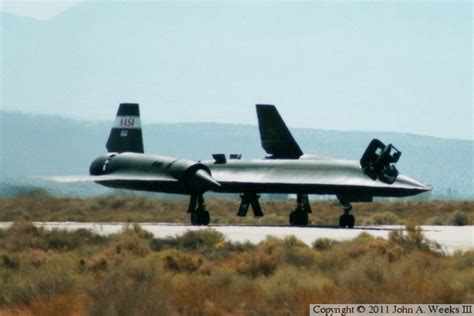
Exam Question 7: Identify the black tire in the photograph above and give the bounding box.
[347,214,355,228]
[297,211,308,226]
[191,212,199,225]
[339,214,347,228]
[289,211,296,225]
[201,211,210,225]
[290,210,308,226]
[304,213,309,226]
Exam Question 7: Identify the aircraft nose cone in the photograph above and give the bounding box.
[397,175,432,193]
[194,169,221,191]
[420,183,433,192]
[412,180,432,192]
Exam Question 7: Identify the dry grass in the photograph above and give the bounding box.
[0,222,472,315]
[0,193,473,225]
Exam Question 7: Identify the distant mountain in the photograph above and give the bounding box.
[1,111,472,199]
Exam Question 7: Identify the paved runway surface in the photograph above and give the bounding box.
[0,223,472,254]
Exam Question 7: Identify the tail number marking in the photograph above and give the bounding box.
[120,117,135,127]
[113,116,141,129]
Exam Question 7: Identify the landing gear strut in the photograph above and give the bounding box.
[338,202,355,229]
[289,194,311,226]
[237,193,264,217]
[188,194,210,226]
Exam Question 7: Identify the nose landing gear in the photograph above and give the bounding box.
[339,203,355,228]
[289,194,311,226]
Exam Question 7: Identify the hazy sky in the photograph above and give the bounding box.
[1,1,472,140]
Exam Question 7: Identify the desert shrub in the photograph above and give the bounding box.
[0,222,43,251]
[175,229,226,252]
[162,250,202,273]
[110,236,149,257]
[338,255,388,290]
[124,223,154,239]
[0,222,108,253]
[109,197,128,210]
[152,230,252,255]
[426,216,446,225]
[91,197,109,211]
[283,246,315,268]
[107,225,153,258]
[222,240,256,252]
[203,267,267,313]
[281,235,307,248]
[389,225,441,253]
[312,249,346,274]
[362,211,400,225]
[0,256,77,305]
[229,236,313,277]
[1,253,20,270]
[0,208,31,221]
[258,236,287,257]
[447,211,469,226]
[0,217,473,312]
[234,236,313,274]
[234,251,278,278]
[89,257,109,273]
[262,267,336,314]
[169,273,228,315]
[87,257,175,316]
[133,197,152,210]
[450,250,474,270]
[18,250,49,269]
[354,232,374,241]
[149,236,178,251]
[379,252,467,303]
[361,237,404,262]
[312,238,339,251]
[278,236,316,268]
[311,234,400,274]
[206,267,241,288]
[44,228,107,251]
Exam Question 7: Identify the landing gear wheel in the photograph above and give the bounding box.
[339,214,355,228]
[201,210,210,225]
[339,214,347,228]
[289,211,295,225]
[347,214,355,228]
[191,212,200,225]
[190,210,210,226]
[289,208,308,226]
[297,211,308,226]
[188,194,211,226]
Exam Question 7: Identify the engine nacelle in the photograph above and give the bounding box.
[89,154,117,175]
[89,154,220,193]
[183,163,219,193]
[155,159,219,193]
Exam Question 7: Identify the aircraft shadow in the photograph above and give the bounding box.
[207,224,400,231]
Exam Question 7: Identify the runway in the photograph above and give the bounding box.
[0,222,472,254]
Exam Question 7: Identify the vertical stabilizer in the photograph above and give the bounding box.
[256,104,303,159]
[106,103,144,153]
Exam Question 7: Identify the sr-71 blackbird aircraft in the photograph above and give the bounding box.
[50,103,431,227]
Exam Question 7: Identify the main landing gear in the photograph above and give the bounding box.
[289,194,311,226]
[339,202,355,228]
[237,192,264,217]
[188,194,210,225]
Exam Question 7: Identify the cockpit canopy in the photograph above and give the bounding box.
[360,139,402,184]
